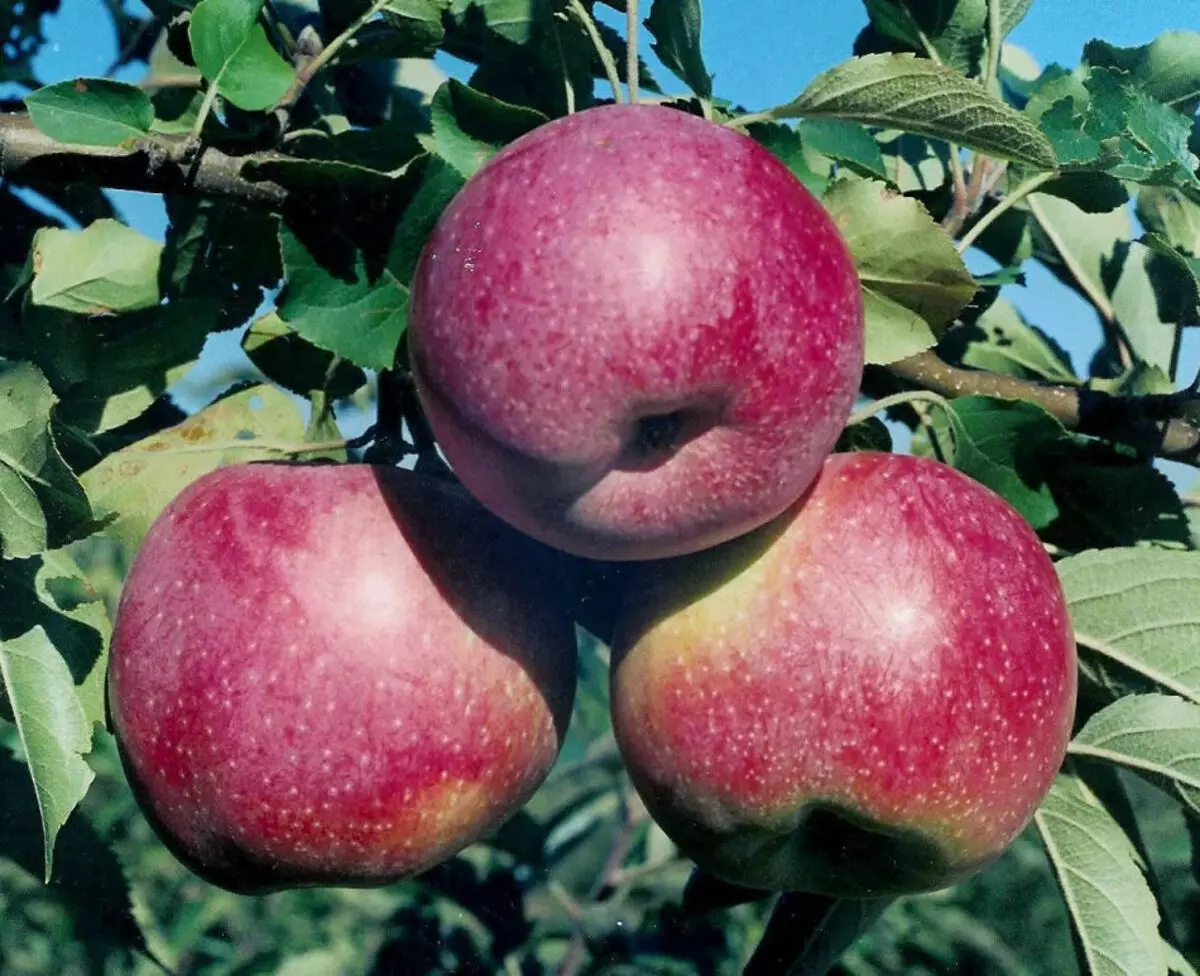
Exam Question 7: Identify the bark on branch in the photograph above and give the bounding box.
[888,351,1200,465]
[6,109,1200,468]
[0,113,290,209]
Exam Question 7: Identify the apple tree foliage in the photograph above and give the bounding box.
[1,0,1200,973]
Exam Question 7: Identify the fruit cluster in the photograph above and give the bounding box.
[108,104,1076,899]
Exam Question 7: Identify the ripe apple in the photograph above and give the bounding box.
[409,103,864,561]
[108,463,578,894]
[610,451,1077,897]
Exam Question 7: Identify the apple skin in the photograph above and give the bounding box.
[409,103,864,561]
[108,463,577,894]
[610,451,1076,897]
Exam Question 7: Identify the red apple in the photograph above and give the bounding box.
[409,103,863,561]
[610,451,1076,897]
[108,463,577,894]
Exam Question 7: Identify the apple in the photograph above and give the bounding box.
[409,103,864,561]
[108,463,578,894]
[609,451,1077,897]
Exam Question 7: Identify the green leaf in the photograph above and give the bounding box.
[939,298,1077,383]
[876,130,953,193]
[863,0,1029,75]
[927,395,1066,528]
[342,15,443,62]
[1038,66,1200,193]
[242,311,368,399]
[822,178,978,364]
[1085,32,1200,114]
[0,551,111,730]
[1027,191,1132,311]
[429,80,548,178]
[1166,943,1200,976]
[0,626,96,882]
[389,155,468,284]
[1142,234,1200,320]
[1057,548,1200,706]
[769,53,1058,171]
[30,219,163,316]
[449,0,541,45]
[1106,241,1195,376]
[189,0,296,112]
[12,293,216,437]
[1034,772,1167,976]
[376,0,448,58]
[0,363,95,560]
[745,122,831,196]
[278,225,411,372]
[24,78,155,147]
[1071,694,1200,818]
[644,0,712,100]
[1138,187,1200,256]
[796,118,888,181]
[80,383,307,550]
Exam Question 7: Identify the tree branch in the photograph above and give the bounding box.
[0,112,290,209]
[887,351,1200,464]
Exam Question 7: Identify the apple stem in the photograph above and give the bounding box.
[845,389,952,429]
[626,0,640,103]
[565,0,625,104]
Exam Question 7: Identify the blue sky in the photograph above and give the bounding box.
[15,0,1200,487]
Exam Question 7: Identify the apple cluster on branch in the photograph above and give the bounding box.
[104,105,1077,904]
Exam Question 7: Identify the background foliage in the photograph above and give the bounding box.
[2,0,1200,973]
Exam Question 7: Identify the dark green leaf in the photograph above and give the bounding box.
[0,550,109,728]
[429,79,547,178]
[0,363,95,559]
[796,118,887,181]
[835,415,893,453]
[449,0,542,45]
[743,892,891,976]
[1044,448,1190,551]
[160,198,282,330]
[927,395,1066,528]
[0,748,147,960]
[1038,66,1200,193]
[390,155,467,284]
[645,0,712,100]
[242,311,368,399]
[25,79,154,147]
[278,225,410,372]
[770,54,1058,170]
[1085,31,1200,114]
[745,122,830,196]
[939,298,1077,383]
[1037,171,1129,213]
